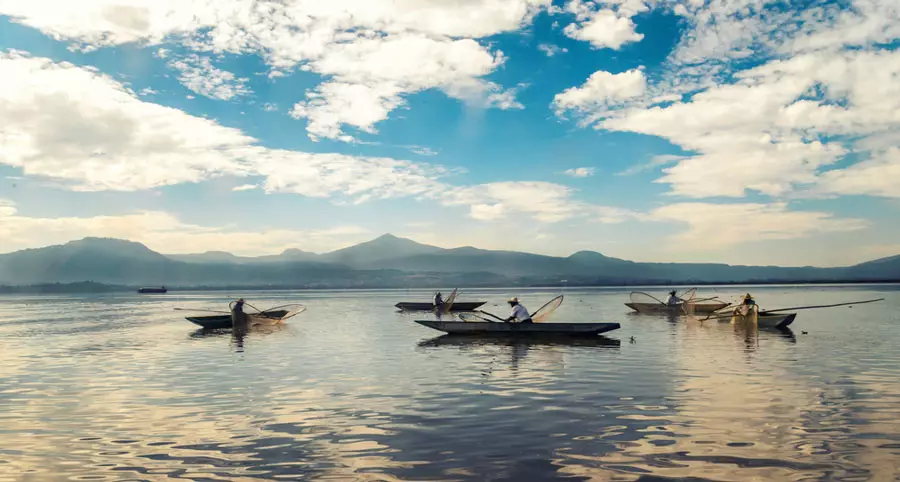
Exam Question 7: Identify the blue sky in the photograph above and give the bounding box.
[0,0,898,266]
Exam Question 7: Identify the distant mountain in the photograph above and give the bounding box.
[1,235,898,287]
[170,248,318,264]
[319,233,444,266]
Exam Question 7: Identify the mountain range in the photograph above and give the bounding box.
[0,234,898,289]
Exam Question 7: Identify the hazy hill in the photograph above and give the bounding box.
[0,235,897,287]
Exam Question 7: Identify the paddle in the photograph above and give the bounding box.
[761,298,884,314]
[174,308,230,314]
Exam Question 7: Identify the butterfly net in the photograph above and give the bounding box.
[458,312,493,322]
[442,288,459,313]
[532,295,564,322]
[629,291,665,305]
[255,303,307,321]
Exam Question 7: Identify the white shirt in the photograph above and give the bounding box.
[509,304,531,321]
[666,294,680,305]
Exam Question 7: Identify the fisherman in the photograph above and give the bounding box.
[734,293,757,317]
[231,297,249,329]
[505,297,533,324]
[665,290,680,306]
[433,291,444,311]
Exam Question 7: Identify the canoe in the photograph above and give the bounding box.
[396,301,486,312]
[418,334,621,347]
[414,320,620,336]
[186,310,289,329]
[138,287,167,294]
[625,301,728,314]
[710,311,797,329]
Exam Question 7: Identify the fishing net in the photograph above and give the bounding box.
[532,295,564,322]
[249,303,307,321]
[629,291,665,305]
[731,304,758,324]
[678,288,697,301]
[442,288,459,313]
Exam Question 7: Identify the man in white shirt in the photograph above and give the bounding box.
[505,297,533,323]
[665,290,681,306]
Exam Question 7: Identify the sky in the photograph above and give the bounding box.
[0,0,899,267]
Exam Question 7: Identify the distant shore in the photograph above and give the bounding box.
[2,279,899,295]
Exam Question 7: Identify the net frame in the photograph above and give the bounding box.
[531,295,564,322]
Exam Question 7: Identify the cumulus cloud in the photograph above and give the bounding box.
[0,52,459,203]
[563,8,643,50]
[554,69,645,119]
[232,184,258,192]
[0,199,369,255]
[650,202,867,250]
[168,54,249,100]
[0,0,549,141]
[562,167,596,177]
[0,52,253,191]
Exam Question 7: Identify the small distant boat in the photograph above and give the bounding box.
[186,310,290,329]
[414,320,620,336]
[396,301,486,312]
[625,301,727,314]
[138,286,167,294]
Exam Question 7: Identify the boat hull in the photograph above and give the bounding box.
[396,301,486,312]
[138,287,167,294]
[414,320,620,336]
[718,312,797,329]
[186,310,289,329]
[625,302,727,314]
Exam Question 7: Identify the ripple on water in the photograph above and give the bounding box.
[0,287,899,480]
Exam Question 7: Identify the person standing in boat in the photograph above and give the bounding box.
[505,297,533,324]
[433,291,444,311]
[665,290,681,306]
[734,293,757,316]
[230,298,249,330]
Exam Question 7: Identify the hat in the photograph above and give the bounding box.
[744,293,752,299]
[669,290,677,295]
[508,297,519,304]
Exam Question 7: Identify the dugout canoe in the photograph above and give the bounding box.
[396,301,486,312]
[414,320,620,336]
[186,310,289,329]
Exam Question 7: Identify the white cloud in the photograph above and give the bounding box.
[232,184,258,192]
[441,181,631,224]
[262,102,278,112]
[0,0,549,141]
[816,148,900,198]
[554,69,645,118]
[253,151,451,204]
[563,8,643,50]
[617,154,686,176]
[537,43,567,57]
[0,52,459,204]
[138,87,158,96]
[168,54,249,100]
[0,199,369,255]
[562,167,596,177]
[650,202,867,250]
[0,51,253,191]
[409,146,438,156]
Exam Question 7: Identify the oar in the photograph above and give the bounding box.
[762,298,884,314]
[174,308,230,314]
[477,310,507,322]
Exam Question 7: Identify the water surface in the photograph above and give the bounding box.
[1,285,898,481]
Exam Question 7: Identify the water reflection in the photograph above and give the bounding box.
[0,287,898,480]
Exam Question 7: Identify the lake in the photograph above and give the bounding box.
[1,285,898,481]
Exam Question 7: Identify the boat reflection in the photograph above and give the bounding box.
[418,334,621,349]
[189,324,286,352]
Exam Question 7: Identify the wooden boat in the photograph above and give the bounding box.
[625,301,728,314]
[414,320,620,336]
[186,310,289,329]
[138,286,167,294]
[396,301,486,312]
[418,334,621,347]
[708,311,797,329]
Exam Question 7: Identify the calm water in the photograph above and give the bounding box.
[1,285,899,481]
